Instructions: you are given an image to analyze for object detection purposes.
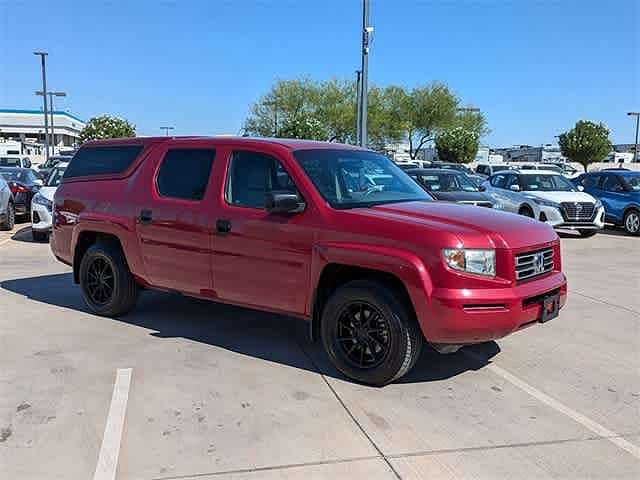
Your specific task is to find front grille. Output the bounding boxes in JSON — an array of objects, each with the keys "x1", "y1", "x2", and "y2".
[
  {"x1": 560, "y1": 202, "x2": 595, "y2": 222},
  {"x1": 515, "y1": 248, "x2": 554, "y2": 281}
]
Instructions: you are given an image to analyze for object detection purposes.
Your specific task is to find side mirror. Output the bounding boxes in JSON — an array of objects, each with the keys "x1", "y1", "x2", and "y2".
[
  {"x1": 34, "y1": 179, "x2": 44, "y2": 187},
  {"x1": 265, "y1": 191, "x2": 304, "y2": 214},
  {"x1": 478, "y1": 185, "x2": 486, "y2": 192},
  {"x1": 577, "y1": 185, "x2": 584, "y2": 192},
  {"x1": 509, "y1": 184, "x2": 521, "y2": 192}
]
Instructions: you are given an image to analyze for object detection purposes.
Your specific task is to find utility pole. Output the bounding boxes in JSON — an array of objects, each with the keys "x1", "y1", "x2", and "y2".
[
  {"x1": 359, "y1": 0, "x2": 372, "y2": 148},
  {"x1": 160, "y1": 126, "x2": 175, "y2": 136},
  {"x1": 355, "y1": 70, "x2": 362, "y2": 145},
  {"x1": 628, "y1": 112, "x2": 640, "y2": 162},
  {"x1": 34, "y1": 52, "x2": 50, "y2": 162},
  {"x1": 36, "y1": 91, "x2": 66, "y2": 154}
]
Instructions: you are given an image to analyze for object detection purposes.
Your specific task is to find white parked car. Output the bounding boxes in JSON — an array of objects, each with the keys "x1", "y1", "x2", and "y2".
[
  {"x1": 482, "y1": 170, "x2": 605, "y2": 237},
  {"x1": 31, "y1": 162, "x2": 67, "y2": 241}
]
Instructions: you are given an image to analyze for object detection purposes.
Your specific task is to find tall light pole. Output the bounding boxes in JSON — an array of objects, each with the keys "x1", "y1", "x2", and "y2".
[
  {"x1": 160, "y1": 126, "x2": 175, "y2": 136},
  {"x1": 359, "y1": 0, "x2": 372, "y2": 148},
  {"x1": 34, "y1": 51, "x2": 50, "y2": 161},
  {"x1": 36, "y1": 91, "x2": 66, "y2": 154},
  {"x1": 628, "y1": 112, "x2": 640, "y2": 162},
  {"x1": 355, "y1": 70, "x2": 362, "y2": 145}
]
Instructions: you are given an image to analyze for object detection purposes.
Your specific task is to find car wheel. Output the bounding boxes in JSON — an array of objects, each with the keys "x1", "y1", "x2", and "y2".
[
  {"x1": 518, "y1": 205, "x2": 535, "y2": 218},
  {"x1": 32, "y1": 229, "x2": 48, "y2": 242},
  {"x1": 79, "y1": 242, "x2": 140, "y2": 316},
  {"x1": 321, "y1": 279, "x2": 422, "y2": 386},
  {"x1": 0, "y1": 203, "x2": 15, "y2": 231},
  {"x1": 578, "y1": 229, "x2": 598, "y2": 238},
  {"x1": 623, "y1": 209, "x2": 640, "y2": 236}
]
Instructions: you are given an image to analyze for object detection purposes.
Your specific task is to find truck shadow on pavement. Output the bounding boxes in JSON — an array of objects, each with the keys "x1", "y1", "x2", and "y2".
[{"x1": 2, "y1": 272, "x2": 500, "y2": 386}]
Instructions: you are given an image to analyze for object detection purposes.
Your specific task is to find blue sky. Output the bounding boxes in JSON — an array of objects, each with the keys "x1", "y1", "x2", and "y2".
[{"x1": 1, "y1": 0, "x2": 637, "y2": 146}]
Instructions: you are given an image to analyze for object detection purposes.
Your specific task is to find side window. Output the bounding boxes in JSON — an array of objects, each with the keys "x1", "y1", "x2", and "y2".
[
  {"x1": 491, "y1": 174, "x2": 507, "y2": 188},
  {"x1": 505, "y1": 175, "x2": 520, "y2": 189},
  {"x1": 225, "y1": 151, "x2": 298, "y2": 209},
  {"x1": 582, "y1": 174, "x2": 600, "y2": 189},
  {"x1": 156, "y1": 149, "x2": 215, "y2": 200},
  {"x1": 602, "y1": 175, "x2": 624, "y2": 193},
  {"x1": 477, "y1": 165, "x2": 487, "y2": 175}
]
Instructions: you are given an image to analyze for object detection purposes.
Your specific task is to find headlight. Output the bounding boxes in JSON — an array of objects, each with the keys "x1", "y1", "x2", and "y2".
[
  {"x1": 594, "y1": 199, "x2": 602, "y2": 209},
  {"x1": 443, "y1": 248, "x2": 496, "y2": 277},
  {"x1": 33, "y1": 194, "x2": 52, "y2": 210},
  {"x1": 528, "y1": 197, "x2": 558, "y2": 208}
]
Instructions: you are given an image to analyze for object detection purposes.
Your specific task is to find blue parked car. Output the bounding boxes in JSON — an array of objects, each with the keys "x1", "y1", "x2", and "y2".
[{"x1": 573, "y1": 170, "x2": 640, "y2": 235}]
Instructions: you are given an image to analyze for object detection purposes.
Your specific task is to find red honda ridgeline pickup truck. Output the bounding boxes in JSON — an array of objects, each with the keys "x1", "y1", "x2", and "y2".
[{"x1": 51, "y1": 137, "x2": 567, "y2": 385}]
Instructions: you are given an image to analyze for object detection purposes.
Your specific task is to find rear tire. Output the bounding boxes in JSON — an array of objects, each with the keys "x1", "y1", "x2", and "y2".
[
  {"x1": 578, "y1": 229, "x2": 598, "y2": 238},
  {"x1": 0, "y1": 203, "x2": 14, "y2": 231},
  {"x1": 79, "y1": 242, "x2": 139, "y2": 316},
  {"x1": 321, "y1": 279, "x2": 422, "y2": 386},
  {"x1": 623, "y1": 209, "x2": 640, "y2": 236}
]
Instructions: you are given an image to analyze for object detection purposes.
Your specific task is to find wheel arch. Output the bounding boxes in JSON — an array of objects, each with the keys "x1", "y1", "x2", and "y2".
[
  {"x1": 308, "y1": 243, "x2": 432, "y2": 342},
  {"x1": 72, "y1": 230, "x2": 128, "y2": 283}
]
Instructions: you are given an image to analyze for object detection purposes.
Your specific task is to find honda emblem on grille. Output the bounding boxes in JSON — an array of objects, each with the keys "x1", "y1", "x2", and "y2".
[{"x1": 533, "y1": 252, "x2": 545, "y2": 274}]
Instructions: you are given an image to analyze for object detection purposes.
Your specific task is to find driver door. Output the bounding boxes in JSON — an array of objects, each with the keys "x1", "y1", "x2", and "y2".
[{"x1": 211, "y1": 149, "x2": 313, "y2": 315}]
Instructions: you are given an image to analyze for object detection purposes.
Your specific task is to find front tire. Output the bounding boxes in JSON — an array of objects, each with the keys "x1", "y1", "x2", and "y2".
[
  {"x1": 79, "y1": 242, "x2": 139, "y2": 316},
  {"x1": 321, "y1": 280, "x2": 422, "y2": 386},
  {"x1": 0, "y1": 203, "x2": 14, "y2": 231},
  {"x1": 518, "y1": 205, "x2": 535, "y2": 218},
  {"x1": 578, "y1": 229, "x2": 598, "y2": 238},
  {"x1": 623, "y1": 209, "x2": 640, "y2": 236}
]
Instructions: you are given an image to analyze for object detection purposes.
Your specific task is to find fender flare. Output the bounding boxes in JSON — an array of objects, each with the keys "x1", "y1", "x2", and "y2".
[{"x1": 308, "y1": 241, "x2": 433, "y2": 340}]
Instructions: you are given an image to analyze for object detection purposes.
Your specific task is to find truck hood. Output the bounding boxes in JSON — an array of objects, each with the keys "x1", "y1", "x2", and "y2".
[
  {"x1": 357, "y1": 201, "x2": 557, "y2": 249},
  {"x1": 524, "y1": 191, "x2": 596, "y2": 204}
]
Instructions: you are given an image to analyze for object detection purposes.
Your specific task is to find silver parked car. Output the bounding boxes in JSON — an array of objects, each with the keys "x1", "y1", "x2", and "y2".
[{"x1": 0, "y1": 174, "x2": 16, "y2": 230}]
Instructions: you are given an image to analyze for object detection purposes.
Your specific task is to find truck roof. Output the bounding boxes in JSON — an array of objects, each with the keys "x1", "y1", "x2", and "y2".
[{"x1": 82, "y1": 136, "x2": 367, "y2": 152}]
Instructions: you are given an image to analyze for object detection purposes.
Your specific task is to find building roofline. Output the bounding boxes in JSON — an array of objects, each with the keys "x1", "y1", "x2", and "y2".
[{"x1": 0, "y1": 108, "x2": 85, "y2": 123}]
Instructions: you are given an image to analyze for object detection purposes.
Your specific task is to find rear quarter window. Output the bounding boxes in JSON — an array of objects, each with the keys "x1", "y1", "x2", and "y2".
[{"x1": 64, "y1": 145, "x2": 144, "y2": 179}]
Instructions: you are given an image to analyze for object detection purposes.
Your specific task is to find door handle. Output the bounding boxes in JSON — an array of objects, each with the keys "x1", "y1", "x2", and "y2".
[
  {"x1": 138, "y1": 209, "x2": 153, "y2": 225},
  {"x1": 216, "y1": 218, "x2": 232, "y2": 235}
]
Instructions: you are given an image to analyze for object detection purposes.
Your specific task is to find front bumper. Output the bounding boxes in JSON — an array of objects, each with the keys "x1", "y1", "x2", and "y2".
[
  {"x1": 31, "y1": 203, "x2": 52, "y2": 232},
  {"x1": 421, "y1": 271, "x2": 567, "y2": 344},
  {"x1": 538, "y1": 205, "x2": 605, "y2": 230}
]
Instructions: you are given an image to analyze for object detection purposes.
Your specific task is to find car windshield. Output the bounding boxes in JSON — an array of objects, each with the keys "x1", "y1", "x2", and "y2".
[
  {"x1": 521, "y1": 174, "x2": 576, "y2": 192},
  {"x1": 415, "y1": 172, "x2": 478, "y2": 192},
  {"x1": 294, "y1": 149, "x2": 431, "y2": 208},
  {"x1": 46, "y1": 166, "x2": 67, "y2": 186},
  {"x1": 622, "y1": 174, "x2": 640, "y2": 192},
  {"x1": 0, "y1": 157, "x2": 21, "y2": 167}
]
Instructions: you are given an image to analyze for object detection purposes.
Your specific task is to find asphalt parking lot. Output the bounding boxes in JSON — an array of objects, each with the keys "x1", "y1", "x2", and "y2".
[{"x1": 0, "y1": 225, "x2": 638, "y2": 479}]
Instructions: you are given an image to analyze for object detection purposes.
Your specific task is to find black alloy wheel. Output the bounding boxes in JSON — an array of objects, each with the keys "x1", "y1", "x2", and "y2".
[
  {"x1": 86, "y1": 257, "x2": 115, "y2": 305},
  {"x1": 336, "y1": 301, "x2": 391, "y2": 370}
]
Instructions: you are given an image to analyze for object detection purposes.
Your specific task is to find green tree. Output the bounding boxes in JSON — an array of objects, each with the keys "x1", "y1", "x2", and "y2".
[
  {"x1": 278, "y1": 112, "x2": 329, "y2": 140},
  {"x1": 558, "y1": 120, "x2": 612, "y2": 171},
  {"x1": 79, "y1": 115, "x2": 136, "y2": 142},
  {"x1": 435, "y1": 127, "x2": 480, "y2": 163},
  {"x1": 403, "y1": 83, "x2": 459, "y2": 159}
]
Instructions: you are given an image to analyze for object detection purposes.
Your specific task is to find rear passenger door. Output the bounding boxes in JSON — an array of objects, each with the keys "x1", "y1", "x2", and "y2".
[
  {"x1": 211, "y1": 149, "x2": 313, "y2": 315},
  {"x1": 135, "y1": 146, "x2": 216, "y2": 295}
]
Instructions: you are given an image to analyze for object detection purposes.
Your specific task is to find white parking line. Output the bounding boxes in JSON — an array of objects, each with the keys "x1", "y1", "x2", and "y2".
[
  {"x1": 484, "y1": 361, "x2": 640, "y2": 460},
  {"x1": 94, "y1": 368, "x2": 133, "y2": 480}
]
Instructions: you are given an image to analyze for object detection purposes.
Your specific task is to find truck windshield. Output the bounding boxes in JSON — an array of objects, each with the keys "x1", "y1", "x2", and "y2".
[{"x1": 294, "y1": 149, "x2": 431, "y2": 208}]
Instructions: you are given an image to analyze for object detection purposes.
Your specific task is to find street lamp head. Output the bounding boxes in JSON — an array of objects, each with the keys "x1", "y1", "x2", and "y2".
[
  {"x1": 53, "y1": 92, "x2": 67, "y2": 97},
  {"x1": 627, "y1": 112, "x2": 640, "y2": 116},
  {"x1": 33, "y1": 51, "x2": 48, "y2": 56}
]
